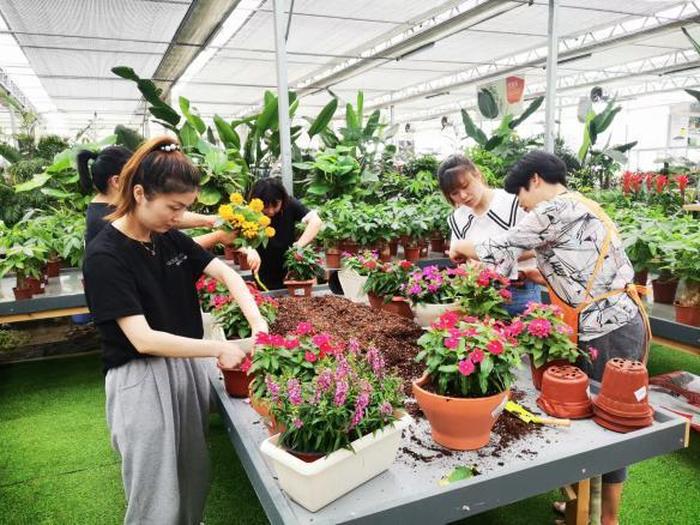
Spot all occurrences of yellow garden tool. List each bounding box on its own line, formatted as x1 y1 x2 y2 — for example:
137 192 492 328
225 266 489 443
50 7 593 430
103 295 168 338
505 401 571 427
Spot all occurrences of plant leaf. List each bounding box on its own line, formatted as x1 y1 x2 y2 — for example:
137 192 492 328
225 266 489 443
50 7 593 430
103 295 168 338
308 98 338 138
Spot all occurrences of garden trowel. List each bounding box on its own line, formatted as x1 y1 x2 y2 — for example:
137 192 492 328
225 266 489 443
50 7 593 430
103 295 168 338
505 400 571 427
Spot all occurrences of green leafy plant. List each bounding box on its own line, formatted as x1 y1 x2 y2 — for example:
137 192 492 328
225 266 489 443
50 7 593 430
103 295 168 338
451 265 510 318
363 260 416 301
210 286 279 340
283 245 324 281
294 146 362 200
416 313 521 397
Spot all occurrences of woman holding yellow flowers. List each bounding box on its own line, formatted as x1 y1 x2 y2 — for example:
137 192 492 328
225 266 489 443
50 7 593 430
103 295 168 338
245 177 322 290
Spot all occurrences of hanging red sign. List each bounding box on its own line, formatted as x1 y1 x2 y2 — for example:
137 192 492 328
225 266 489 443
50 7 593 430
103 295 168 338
506 76 525 104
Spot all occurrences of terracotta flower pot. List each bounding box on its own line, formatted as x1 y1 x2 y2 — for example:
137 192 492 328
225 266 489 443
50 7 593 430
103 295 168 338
529 357 569 390
378 244 392 263
399 235 410 247
224 245 237 261
592 405 653 428
389 240 399 256
45 259 61 278
652 277 679 304
382 297 413 319
674 303 700 327
430 237 445 253
12 287 33 300
412 374 508 450
404 246 420 263
238 255 251 271
537 365 593 419
284 278 315 298
633 270 648 287
249 391 285 435
593 358 652 419
340 240 360 255
218 363 253 398
26 277 44 295
325 248 341 269
367 292 385 311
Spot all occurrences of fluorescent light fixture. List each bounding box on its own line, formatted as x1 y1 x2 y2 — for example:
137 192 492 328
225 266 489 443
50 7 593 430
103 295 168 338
557 53 593 66
661 64 700 75
173 0 263 98
425 91 450 99
397 42 435 61
0 14 65 133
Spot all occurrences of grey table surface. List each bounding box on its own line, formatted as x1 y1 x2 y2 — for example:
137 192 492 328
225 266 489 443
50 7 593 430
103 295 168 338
207 336 688 525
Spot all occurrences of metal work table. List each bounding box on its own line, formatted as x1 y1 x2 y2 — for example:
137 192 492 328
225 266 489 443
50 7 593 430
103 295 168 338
208 328 689 525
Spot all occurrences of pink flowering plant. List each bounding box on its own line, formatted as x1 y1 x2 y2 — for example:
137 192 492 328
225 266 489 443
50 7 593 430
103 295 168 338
249 322 344 400
341 250 380 276
402 265 468 305
195 275 227 313
211 285 279 340
283 245 325 281
416 312 521 397
515 303 591 368
362 260 416 301
267 348 404 455
451 264 511 319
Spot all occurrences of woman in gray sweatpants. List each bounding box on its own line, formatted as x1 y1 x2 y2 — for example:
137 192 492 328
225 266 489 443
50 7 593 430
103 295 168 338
83 136 268 524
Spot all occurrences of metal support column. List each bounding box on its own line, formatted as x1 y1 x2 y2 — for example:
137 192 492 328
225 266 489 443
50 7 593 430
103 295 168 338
272 0 294 194
544 0 559 153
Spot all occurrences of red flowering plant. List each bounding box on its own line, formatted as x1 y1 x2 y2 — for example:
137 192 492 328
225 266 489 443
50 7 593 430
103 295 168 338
415 312 521 397
249 322 344 400
195 275 227 312
450 264 511 319
362 260 416 302
514 302 594 368
211 285 279 340
267 348 404 455
341 250 380 276
283 245 325 281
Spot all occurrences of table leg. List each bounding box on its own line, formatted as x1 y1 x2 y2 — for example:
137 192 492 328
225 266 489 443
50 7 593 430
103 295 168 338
562 478 591 525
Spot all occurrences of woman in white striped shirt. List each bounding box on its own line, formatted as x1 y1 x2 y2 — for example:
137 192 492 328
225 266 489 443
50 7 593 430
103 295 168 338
438 154 540 315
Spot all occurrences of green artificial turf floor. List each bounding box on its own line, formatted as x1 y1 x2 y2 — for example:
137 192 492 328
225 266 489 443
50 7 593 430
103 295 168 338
1 343 698 524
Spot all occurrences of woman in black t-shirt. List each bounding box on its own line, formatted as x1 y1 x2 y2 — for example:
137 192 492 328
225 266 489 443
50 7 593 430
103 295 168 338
77 147 228 247
242 177 323 290
83 136 268 524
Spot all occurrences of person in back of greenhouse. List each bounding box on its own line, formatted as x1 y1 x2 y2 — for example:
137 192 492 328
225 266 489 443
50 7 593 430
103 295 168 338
242 176 323 290
448 150 651 525
82 136 269 525
78 146 232 249
437 154 540 316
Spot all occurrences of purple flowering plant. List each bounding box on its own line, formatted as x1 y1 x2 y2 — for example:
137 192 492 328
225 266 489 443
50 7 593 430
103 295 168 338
416 312 521 397
267 347 404 455
514 302 592 368
402 265 463 305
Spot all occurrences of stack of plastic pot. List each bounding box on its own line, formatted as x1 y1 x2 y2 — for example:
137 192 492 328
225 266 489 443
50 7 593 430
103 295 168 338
537 365 593 419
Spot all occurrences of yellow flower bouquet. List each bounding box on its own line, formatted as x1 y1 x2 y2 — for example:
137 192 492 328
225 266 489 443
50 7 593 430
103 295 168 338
218 193 276 249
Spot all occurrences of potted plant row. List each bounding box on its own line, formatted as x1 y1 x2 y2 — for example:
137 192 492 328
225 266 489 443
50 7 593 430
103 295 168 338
362 259 416 318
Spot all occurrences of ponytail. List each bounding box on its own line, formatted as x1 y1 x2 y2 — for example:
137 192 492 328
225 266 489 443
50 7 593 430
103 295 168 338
76 146 131 195
106 136 200 222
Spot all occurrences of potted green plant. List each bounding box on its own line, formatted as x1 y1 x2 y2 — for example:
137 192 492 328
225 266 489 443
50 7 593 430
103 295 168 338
338 250 378 303
512 303 595 389
316 218 342 269
397 205 430 262
0 236 47 299
662 232 700 326
451 264 511 320
362 260 415 318
648 217 697 303
283 245 324 297
413 313 521 450
260 347 409 512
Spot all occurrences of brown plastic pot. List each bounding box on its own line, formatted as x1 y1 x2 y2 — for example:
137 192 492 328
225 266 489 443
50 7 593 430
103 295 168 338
45 259 61 278
340 240 360 255
529 357 569 390
12 287 33 300
592 405 653 428
325 248 341 269
633 270 648 286
382 296 413 319
674 303 700 327
652 278 679 304
389 240 399 256
404 246 420 263
430 237 445 253
218 363 253 398
284 278 315 298
367 292 384 311
224 245 237 261
594 358 652 418
26 277 44 295
412 374 508 450
537 365 593 419
238 255 251 271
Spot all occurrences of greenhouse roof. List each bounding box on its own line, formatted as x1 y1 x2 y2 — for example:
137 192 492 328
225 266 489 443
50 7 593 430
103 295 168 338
1 0 700 137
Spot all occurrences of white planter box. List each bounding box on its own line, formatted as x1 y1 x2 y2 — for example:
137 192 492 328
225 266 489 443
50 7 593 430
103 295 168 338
412 302 460 328
202 311 254 353
338 267 369 304
260 413 412 512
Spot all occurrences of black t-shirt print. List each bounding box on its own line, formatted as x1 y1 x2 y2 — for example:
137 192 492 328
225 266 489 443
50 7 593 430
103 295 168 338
85 202 115 245
257 198 310 290
82 224 214 373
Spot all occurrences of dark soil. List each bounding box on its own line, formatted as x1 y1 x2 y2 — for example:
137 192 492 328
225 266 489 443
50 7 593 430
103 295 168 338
271 295 425 394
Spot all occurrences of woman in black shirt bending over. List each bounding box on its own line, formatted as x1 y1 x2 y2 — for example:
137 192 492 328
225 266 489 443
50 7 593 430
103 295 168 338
78 147 228 247
82 136 268 524
241 177 323 290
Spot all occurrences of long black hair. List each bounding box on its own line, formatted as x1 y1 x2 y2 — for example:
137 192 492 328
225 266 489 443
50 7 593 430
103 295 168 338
77 146 132 194
249 177 290 208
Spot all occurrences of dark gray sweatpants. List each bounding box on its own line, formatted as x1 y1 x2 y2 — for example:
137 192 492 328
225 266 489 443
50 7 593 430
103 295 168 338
106 357 211 524
578 310 648 484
